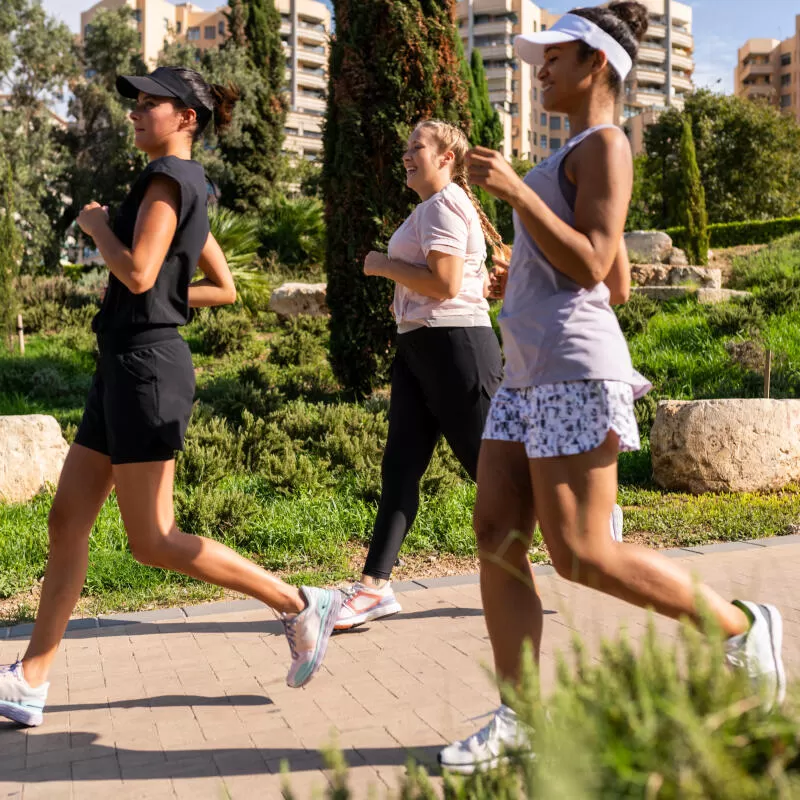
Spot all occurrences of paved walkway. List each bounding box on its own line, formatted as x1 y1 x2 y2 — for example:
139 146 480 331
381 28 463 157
2 537 800 799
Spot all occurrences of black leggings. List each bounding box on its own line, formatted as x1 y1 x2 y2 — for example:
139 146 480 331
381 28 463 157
363 326 503 580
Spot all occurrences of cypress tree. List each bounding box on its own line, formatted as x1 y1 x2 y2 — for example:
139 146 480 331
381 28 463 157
323 0 471 396
219 0 287 212
225 0 247 48
678 118 709 266
467 48 504 232
0 164 22 352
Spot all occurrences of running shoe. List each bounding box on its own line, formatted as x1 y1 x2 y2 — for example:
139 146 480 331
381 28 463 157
334 582 402 631
725 600 786 707
0 661 48 727
438 704 529 775
282 586 343 689
610 503 624 542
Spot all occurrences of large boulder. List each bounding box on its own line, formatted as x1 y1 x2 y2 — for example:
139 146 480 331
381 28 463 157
630 265 722 289
651 400 800 494
269 282 328 319
625 231 673 265
0 415 69 504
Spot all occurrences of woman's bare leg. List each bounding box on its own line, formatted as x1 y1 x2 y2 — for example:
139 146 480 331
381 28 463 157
112 460 305 613
474 440 542 687
22 445 114 687
529 434 748 637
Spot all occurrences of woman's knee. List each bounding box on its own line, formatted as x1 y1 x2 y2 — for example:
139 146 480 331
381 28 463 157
47 503 90 548
549 539 613 583
128 531 174 568
474 511 532 562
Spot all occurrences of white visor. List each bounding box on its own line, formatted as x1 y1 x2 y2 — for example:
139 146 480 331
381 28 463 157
514 13 633 81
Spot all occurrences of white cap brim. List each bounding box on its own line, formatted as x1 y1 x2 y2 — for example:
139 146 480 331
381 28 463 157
513 14 633 80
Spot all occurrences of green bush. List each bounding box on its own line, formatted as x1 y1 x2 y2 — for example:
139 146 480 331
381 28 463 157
615 292 660 337
667 216 800 250
704 299 764 338
189 307 253 356
259 195 325 269
286 625 800 799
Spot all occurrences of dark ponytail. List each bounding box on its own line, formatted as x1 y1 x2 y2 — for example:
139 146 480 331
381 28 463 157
569 1 649 94
165 66 240 139
210 82 240 135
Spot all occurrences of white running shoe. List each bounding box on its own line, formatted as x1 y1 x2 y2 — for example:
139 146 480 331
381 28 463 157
438 704 529 775
0 661 48 727
725 600 786 708
334 582 402 631
282 586 343 689
610 503 624 542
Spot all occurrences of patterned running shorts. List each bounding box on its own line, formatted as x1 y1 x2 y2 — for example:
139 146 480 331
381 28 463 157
482 380 641 459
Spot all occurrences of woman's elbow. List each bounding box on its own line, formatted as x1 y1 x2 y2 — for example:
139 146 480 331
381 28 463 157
610 286 631 305
225 285 237 304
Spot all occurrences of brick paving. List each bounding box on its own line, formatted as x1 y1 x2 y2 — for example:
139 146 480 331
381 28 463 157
1 539 800 799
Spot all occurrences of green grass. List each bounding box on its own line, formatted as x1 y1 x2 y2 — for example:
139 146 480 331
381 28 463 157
1 237 800 622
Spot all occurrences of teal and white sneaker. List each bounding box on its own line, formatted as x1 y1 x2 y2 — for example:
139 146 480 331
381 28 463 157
438 705 530 775
282 587 343 689
725 600 786 707
0 661 48 727
610 504 624 542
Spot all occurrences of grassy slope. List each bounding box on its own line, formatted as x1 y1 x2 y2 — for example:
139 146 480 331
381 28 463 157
1 238 799 622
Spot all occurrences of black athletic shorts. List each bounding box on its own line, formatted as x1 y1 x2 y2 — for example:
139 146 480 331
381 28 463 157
75 329 195 464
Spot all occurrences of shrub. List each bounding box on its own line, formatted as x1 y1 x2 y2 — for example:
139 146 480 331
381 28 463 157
259 195 325 269
678 118 709 266
175 483 262 544
615 292 660 337
667 216 800 250
704 299 764 338
190 307 253 356
268 317 328 367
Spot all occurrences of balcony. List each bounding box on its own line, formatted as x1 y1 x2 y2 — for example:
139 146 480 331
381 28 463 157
298 49 326 68
489 88 512 105
635 66 666 86
473 19 513 37
485 66 511 81
745 83 776 99
455 0 513 15
297 69 326 90
638 46 666 66
648 23 665 39
480 43 513 61
672 30 693 50
741 61 773 82
671 74 693 92
672 52 693 72
298 26 327 46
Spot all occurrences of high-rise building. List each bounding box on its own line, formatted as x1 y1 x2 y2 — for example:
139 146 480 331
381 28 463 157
78 0 331 161
735 16 800 123
456 0 695 162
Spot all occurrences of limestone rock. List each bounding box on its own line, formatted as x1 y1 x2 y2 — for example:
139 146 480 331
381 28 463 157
0 415 69 504
651 399 800 494
625 231 673 265
667 247 689 266
632 286 751 304
630 265 721 289
697 288 752 304
269 282 328 319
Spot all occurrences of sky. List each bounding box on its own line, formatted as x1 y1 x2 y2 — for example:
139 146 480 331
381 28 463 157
41 0 799 95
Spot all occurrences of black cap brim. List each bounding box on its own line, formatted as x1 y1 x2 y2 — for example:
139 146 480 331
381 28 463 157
116 74 181 101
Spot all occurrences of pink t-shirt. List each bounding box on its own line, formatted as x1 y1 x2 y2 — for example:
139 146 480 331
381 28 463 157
387 182 491 330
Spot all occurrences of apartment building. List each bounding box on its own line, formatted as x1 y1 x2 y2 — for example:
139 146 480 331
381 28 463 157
78 0 331 160
735 15 800 124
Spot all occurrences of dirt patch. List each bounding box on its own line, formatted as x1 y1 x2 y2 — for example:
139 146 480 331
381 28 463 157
709 244 767 286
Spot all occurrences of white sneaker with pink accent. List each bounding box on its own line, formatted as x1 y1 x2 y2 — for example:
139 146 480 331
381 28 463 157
334 582 402 630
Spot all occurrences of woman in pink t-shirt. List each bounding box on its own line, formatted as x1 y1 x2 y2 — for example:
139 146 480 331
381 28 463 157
334 120 504 630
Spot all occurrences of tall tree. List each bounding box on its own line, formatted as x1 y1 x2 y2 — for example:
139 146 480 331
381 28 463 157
0 0 77 271
225 0 247 48
467 48 504 235
217 0 287 212
47 8 148 270
678 118 709 266
0 163 22 350
323 0 471 396
640 91 800 228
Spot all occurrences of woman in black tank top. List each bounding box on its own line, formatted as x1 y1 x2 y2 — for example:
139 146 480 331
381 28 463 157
0 67 342 728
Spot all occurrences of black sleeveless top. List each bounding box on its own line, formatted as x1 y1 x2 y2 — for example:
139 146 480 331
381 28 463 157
92 156 209 338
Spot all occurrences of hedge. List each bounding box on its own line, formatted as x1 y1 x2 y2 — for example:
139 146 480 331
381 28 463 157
666 216 800 250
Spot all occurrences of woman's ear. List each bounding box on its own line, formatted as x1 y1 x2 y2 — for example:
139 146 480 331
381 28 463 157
180 106 198 133
591 49 609 78
440 149 456 169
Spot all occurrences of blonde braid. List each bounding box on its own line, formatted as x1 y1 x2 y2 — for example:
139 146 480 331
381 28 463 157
415 119 504 249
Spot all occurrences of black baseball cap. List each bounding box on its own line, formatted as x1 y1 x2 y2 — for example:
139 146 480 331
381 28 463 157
116 66 212 125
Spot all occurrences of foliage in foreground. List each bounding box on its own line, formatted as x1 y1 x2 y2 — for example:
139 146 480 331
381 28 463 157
284 625 800 798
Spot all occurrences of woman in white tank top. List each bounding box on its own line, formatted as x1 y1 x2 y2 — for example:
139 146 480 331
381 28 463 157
439 1 784 775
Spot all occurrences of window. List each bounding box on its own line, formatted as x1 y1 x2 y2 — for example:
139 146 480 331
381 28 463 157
533 87 538 100
540 135 547 149
564 118 570 131
782 74 792 86
187 26 200 41
510 103 519 116
550 116 561 130
83 23 93 38
511 80 518 92
540 112 547 126
781 94 792 108
176 21 182 33
781 53 792 67
205 25 216 39
284 126 300 135
218 21 226 36
550 138 561 149
132 9 142 23
164 17 170 32
531 132 537 146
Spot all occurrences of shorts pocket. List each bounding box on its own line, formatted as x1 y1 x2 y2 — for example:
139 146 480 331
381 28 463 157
153 341 195 451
